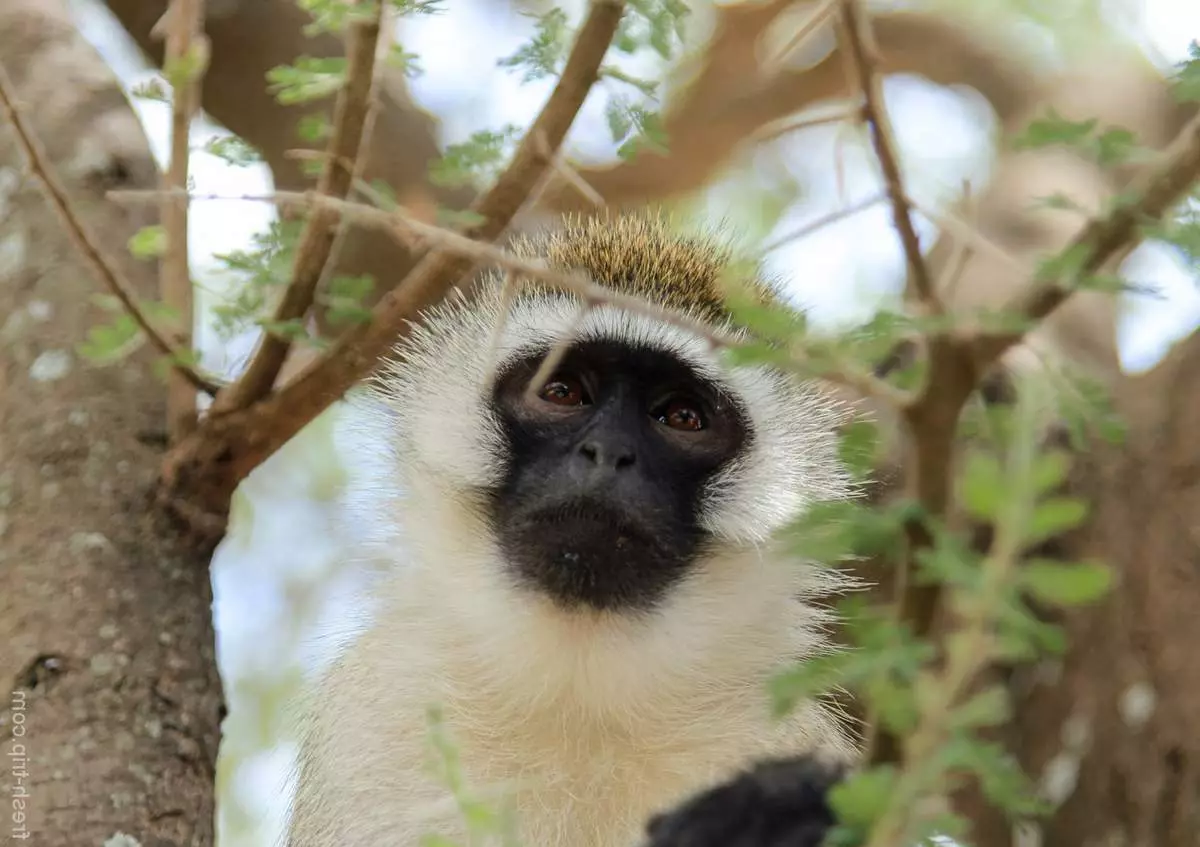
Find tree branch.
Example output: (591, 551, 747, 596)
(865, 97, 1200, 773)
(213, 8, 384, 414)
(972, 110, 1200, 368)
(0, 65, 220, 396)
(838, 0, 936, 312)
(159, 0, 208, 439)
(102, 0, 475, 331)
(155, 0, 626, 507)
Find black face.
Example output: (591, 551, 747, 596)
(487, 339, 750, 612)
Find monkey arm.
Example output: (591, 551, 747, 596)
(640, 755, 845, 847)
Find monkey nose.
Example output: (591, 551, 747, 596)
(577, 438, 636, 471)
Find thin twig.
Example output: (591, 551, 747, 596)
(928, 181, 977, 306)
(761, 192, 885, 253)
(973, 110, 1200, 368)
(912, 197, 1028, 282)
(751, 106, 859, 145)
(213, 7, 385, 414)
(0, 66, 219, 396)
(768, 0, 839, 72)
(839, 0, 938, 312)
(159, 0, 208, 439)
(523, 303, 592, 401)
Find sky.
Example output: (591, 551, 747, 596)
(64, 0, 1200, 844)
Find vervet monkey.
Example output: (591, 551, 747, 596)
(287, 214, 857, 846)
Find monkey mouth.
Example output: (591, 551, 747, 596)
(500, 497, 692, 611)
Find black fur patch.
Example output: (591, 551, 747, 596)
(486, 339, 750, 612)
(641, 755, 846, 847)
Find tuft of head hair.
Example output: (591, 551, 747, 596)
(509, 212, 779, 325)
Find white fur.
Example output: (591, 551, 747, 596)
(287, 283, 857, 847)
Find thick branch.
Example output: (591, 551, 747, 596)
(160, 0, 207, 439)
(214, 10, 383, 413)
(0, 64, 219, 396)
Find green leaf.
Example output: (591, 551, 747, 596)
(1023, 497, 1088, 547)
(164, 42, 209, 90)
(78, 314, 143, 364)
(497, 8, 570, 81)
(1173, 41, 1200, 102)
(951, 684, 1011, 730)
(1022, 558, 1112, 606)
(768, 653, 848, 718)
(130, 78, 169, 103)
(387, 45, 423, 78)
(827, 767, 897, 831)
(267, 57, 347, 105)
(128, 225, 167, 261)
(1012, 109, 1097, 151)
(297, 113, 332, 143)
(1094, 127, 1137, 167)
(202, 135, 262, 167)
(961, 451, 1005, 522)
(1031, 450, 1071, 495)
(430, 125, 521, 189)
(837, 418, 879, 481)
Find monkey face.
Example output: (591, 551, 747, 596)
(486, 338, 750, 612)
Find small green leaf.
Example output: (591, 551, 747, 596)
(202, 135, 261, 167)
(1022, 559, 1113, 606)
(827, 767, 897, 831)
(951, 684, 1011, 730)
(1024, 497, 1088, 547)
(1031, 450, 1071, 495)
(130, 78, 169, 103)
(78, 314, 143, 364)
(497, 8, 570, 81)
(961, 451, 1005, 521)
(267, 57, 347, 105)
(129, 225, 167, 260)
(1173, 41, 1200, 102)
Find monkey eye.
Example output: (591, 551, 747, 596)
(653, 396, 706, 432)
(538, 374, 590, 407)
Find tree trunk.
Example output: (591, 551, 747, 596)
(0, 3, 222, 845)
(987, 330, 1200, 846)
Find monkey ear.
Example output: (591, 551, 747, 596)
(639, 754, 846, 847)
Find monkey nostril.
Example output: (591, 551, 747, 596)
(577, 440, 636, 470)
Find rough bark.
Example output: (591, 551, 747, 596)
(989, 330, 1200, 846)
(0, 3, 222, 845)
